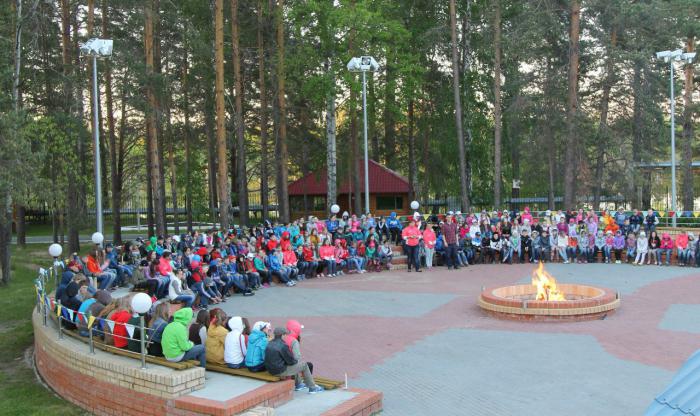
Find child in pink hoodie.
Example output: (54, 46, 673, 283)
(675, 232, 689, 266)
(660, 233, 674, 266)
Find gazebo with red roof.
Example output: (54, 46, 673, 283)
(288, 159, 411, 218)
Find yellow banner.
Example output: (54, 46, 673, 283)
(658, 211, 666, 218)
(56, 305, 62, 318)
(694, 212, 700, 218)
(88, 316, 95, 329)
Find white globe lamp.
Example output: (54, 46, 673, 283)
(331, 204, 340, 214)
(131, 292, 153, 314)
(91, 232, 104, 246)
(410, 200, 420, 210)
(48, 243, 63, 258)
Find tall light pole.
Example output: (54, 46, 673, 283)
(80, 38, 113, 236)
(347, 56, 379, 214)
(656, 49, 696, 227)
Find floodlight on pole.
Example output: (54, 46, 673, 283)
(79, 38, 113, 240)
(347, 56, 380, 215)
(656, 48, 695, 227)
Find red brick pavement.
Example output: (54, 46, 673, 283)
(252, 265, 700, 380)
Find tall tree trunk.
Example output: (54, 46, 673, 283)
(182, 51, 193, 231)
(563, 0, 581, 209)
(258, 0, 270, 221)
(326, 59, 337, 213)
(350, 98, 362, 215)
(13, 0, 26, 248)
(384, 58, 396, 169)
(154, 0, 167, 229)
(544, 57, 556, 210)
(492, 0, 502, 209)
(449, 0, 470, 211)
(632, 61, 644, 208)
(460, 0, 473, 201)
(102, 0, 122, 244)
(275, 0, 290, 223)
(61, 0, 80, 252)
(145, 129, 155, 237)
(145, 0, 166, 236)
(71, 4, 89, 231)
(231, 0, 249, 225)
(214, 0, 231, 229)
(165, 98, 179, 235)
(2, 0, 22, 282)
(681, 36, 695, 211)
(0, 193, 11, 284)
(421, 110, 431, 199)
(205, 94, 218, 221)
(593, 28, 617, 210)
(13, 0, 22, 113)
(408, 99, 417, 201)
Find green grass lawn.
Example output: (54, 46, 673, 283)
(0, 245, 84, 416)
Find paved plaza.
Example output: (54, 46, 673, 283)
(216, 263, 700, 415)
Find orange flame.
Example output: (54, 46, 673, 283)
(531, 262, 566, 301)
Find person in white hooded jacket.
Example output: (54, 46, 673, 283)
(634, 231, 649, 265)
(224, 316, 249, 368)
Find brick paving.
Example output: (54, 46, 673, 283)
(216, 263, 700, 415)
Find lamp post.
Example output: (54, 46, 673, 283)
(347, 56, 380, 215)
(79, 38, 113, 237)
(655, 49, 696, 227)
(48, 243, 63, 290)
(131, 293, 153, 369)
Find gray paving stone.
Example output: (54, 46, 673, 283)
(220, 288, 455, 318)
(516, 263, 694, 294)
(659, 304, 700, 334)
(352, 328, 673, 416)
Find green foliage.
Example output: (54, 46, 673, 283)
(23, 114, 90, 210)
(0, 113, 42, 206)
(2, 0, 698, 219)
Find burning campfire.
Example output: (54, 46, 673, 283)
(531, 262, 566, 301)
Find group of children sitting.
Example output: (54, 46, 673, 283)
(53, 273, 324, 393)
(58, 211, 411, 311)
(428, 207, 698, 267)
(48, 205, 698, 393)
(56, 207, 697, 316)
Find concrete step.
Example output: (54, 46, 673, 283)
(274, 388, 382, 416)
(178, 373, 293, 415)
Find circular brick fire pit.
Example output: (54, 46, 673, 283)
(478, 264, 620, 321)
(479, 283, 620, 321)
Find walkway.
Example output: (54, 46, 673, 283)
(213, 262, 699, 415)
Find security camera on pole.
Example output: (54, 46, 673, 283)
(347, 56, 380, 215)
(655, 49, 696, 227)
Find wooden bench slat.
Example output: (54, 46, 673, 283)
(58, 324, 197, 370)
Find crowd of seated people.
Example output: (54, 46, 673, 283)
(50, 206, 697, 393)
(430, 207, 698, 267)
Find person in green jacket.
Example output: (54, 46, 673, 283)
(162, 308, 206, 367)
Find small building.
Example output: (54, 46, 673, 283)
(288, 159, 411, 219)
